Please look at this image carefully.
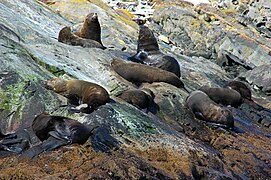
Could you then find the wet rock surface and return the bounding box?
[0,0,271,179]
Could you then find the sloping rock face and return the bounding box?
[0,0,270,179]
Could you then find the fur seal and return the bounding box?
[199,85,243,107]
[224,80,251,100]
[111,58,185,89]
[20,112,92,159]
[46,78,110,113]
[74,13,104,46]
[129,24,181,77]
[58,26,106,49]
[186,90,234,128]
[117,88,155,110]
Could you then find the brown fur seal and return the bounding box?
[186,90,234,128]
[111,58,185,89]
[224,80,251,100]
[20,112,91,159]
[58,26,106,49]
[46,78,110,112]
[74,13,104,46]
[199,85,243,107]
[129,25,181,78]
[117,88,155,110]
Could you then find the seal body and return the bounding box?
[58,26,106,49]
[129,25,181,77]
[199,85,243,107]
[186,90,234,128]
[74,13,103,46]
[20,113,91,159]
[32,113,91,144]
[117,88,155,110]
[111,58,184,88]
[46,78,110,112]
[224,80,251,100]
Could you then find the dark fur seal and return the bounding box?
[74,13,104,46]
[111,58,185,89]
[199,85,243,107]
[58,26,106,49]
[129,24,181,77]
[46,78,110,112]
[224,80,251,100]
[20,112,91,159]
[117,88,155,110]
[186,90,234,128]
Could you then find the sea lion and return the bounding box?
[199,85,243,107]
[46,78,110,113]
[58,26,106,49]
[224,80,252,100]
[20,112,92,159]
[74,13,104,46]
[186,90,234,128]
[111,58,185,89]
[117,88,155,110]
[129,24,181,77]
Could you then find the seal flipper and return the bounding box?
[19,136,69,159]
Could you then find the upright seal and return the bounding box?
[58,26,106,49]
[74,13,104,46]
[129,24,181,77]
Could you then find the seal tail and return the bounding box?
[19,136,69,159]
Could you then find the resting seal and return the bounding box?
[199,85,243,107]
[46,78,110,113]
[129,24,181,77]
[20,112,91,159]
[224,80,251,100]
[111,58,185,89]
[58,26,106,49]
[117,88,155,110]
[74,13,104,46]
[186,90,234,128]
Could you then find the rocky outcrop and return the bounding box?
[0,0,270,179]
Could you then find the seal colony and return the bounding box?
[129,22,181,78]
[3,11,270,161]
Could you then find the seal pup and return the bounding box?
[199,85,243,107]
[46,78,110,113]
[20,112,92,159]
[186,90,234,128]
[117,88,156,111]
[58,26,106,49]
[129,24,181,77]
[111,58,185,89]
[74,13,104,46]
